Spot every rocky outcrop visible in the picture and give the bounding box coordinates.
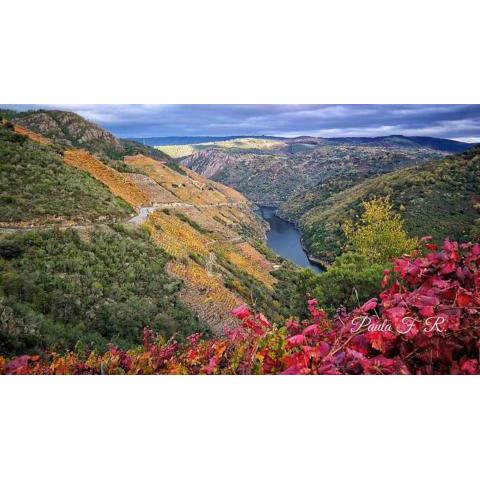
[13,110,118,147]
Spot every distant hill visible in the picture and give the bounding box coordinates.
[296,146,480,263]
[128,135,285,146]
[131,134,474,152]
[180,136,470,205]
[323,134,473,152]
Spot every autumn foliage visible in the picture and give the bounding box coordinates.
[2,238,480,374]
[64,150,149,208]
[13,124,51,145]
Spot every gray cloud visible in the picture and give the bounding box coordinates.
[3,104,480,141]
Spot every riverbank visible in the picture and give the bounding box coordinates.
[258,206,324,273]
[269,206,329,270]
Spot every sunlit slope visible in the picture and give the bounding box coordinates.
[124,154,247,205]
[13,124,51,145]
[64,150,150,208]
[156,138,287,159]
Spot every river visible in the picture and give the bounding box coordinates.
[259,206,323,273]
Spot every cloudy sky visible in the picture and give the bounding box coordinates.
[3,104,480,141]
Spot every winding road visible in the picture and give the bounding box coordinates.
[0,201,251,233]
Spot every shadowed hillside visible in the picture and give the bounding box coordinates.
[298,146,480,263]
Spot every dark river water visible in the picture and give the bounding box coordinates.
[259,206,323,273]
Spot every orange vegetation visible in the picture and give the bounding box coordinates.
[124,154,247,206]
[64,150,149,208]
[146,211,211,258]
[214,243,276,289]
[13,124,51,145]
[124,173,179,203]
[168,260,241,335]
[144,207,275,333]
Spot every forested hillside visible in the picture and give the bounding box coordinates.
[0,121,133,226]
[0,226,200,355]
[298,146,480,263]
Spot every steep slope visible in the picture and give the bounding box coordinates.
[1,109,170,168]
[298,146,480,263]
[0,121,133,227]
[1,116,282,354]
[124,154,248,207]
[124,154,280,333]
[63,150,150,208]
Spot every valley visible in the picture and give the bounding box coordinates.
[158,135,477,264]
[0,113,291,356]
[1,106,480,375]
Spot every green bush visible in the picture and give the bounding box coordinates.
[0,226,204,356]
[309,253,386,313]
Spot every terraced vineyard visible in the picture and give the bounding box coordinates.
[64,150,149,208]
[124,173,179,203]
[146,211,211,258]
[125,154,247,206]
[13,124,51,145]
[1,117,280,339]
[167,260,242,335]
[214,243,276,289]
[144,205,276,332]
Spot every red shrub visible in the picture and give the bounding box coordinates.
[1,239,479,375]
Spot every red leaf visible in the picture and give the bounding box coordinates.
[456,290,472,308]
[231,304,251,320]
[419,305,435,318]
[381,269,390,288]
[460,359,478,375]
[286,334,306,349]
[303,324,322,337]
[360,297,378,313]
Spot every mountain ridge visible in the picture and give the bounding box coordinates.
[294,145,480,263]
[133,133,474,151]
[0,109,171,169]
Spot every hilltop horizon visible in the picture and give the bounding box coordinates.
[127,132,478,143]
[3,104,480,143]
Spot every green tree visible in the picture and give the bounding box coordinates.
[470,218,480,241]
[291,198,418,314]
[343,196,418,263]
